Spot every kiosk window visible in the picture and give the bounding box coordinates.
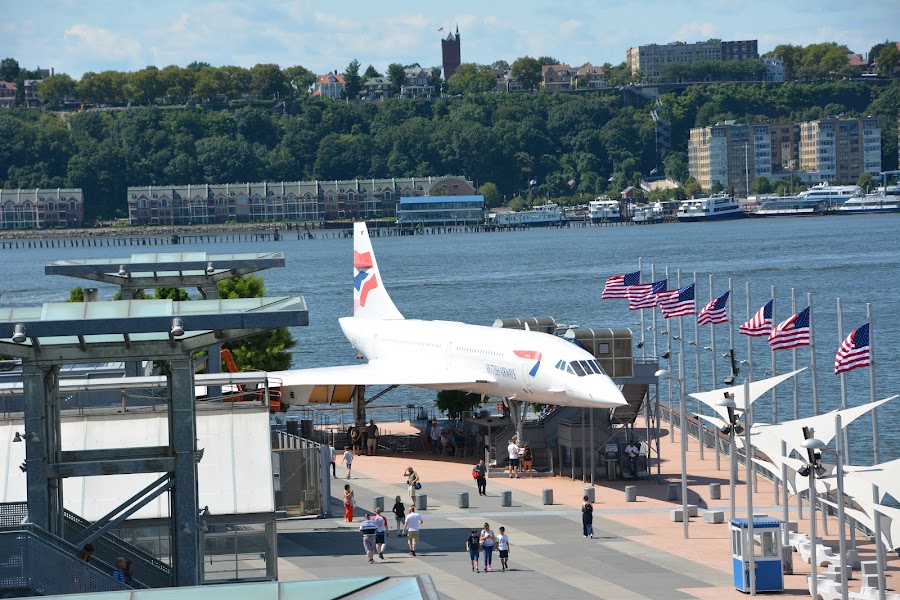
[755,530,778,558]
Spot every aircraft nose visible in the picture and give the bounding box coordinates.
[590,377,627,407]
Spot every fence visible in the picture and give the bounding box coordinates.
[272,432,330,517]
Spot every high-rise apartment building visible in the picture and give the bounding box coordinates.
[688,121,773,195]
[799,117,881,181]
[626,39,758,79]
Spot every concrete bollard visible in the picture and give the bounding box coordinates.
[667,483,679,501]
[374,496,384,512]
[458,492,469,509]
[709,483,721,500]
[500,490,512,507]
[416,494,427,510]
[624,486,637,502]
[542,489,554,505]
[583,487,595,503]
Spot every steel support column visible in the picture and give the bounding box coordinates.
[169,358,200,587]
[23,363,64,537]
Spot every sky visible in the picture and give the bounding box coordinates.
[4,0,900,79]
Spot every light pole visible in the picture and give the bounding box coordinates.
[717,392,744,521]
[799,429,826,600]
[656,354,689,539]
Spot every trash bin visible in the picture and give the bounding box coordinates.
[500,490,512,507]
[542,489,553,505]
[374,496,384,512]
[625,486,637,502]
[458,492,469,509]
[416,494,427,510]
[667,483,679,501]
[710,483,721,500]
[583,487,595,503]
[730,517,784,593]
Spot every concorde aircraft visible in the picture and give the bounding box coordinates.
[272,223,627,412]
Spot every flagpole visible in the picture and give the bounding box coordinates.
[651,264,658,360]
[746,282,761,497]
[836,298,851,465]
[867,303,878,464]
[639,257,645,359]
[709,273,720,470]
[770,286,777,424]
[676,269,683,449]
[808,293,819,417]
[667,266,673,438]
[694,271,703,460]
[791,288,798,419]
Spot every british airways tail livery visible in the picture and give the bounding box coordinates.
[274,223,627,411]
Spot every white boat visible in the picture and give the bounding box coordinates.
[754,196,828,217]
[589,197,625,223]
[796,182,861,206]
[676,194,745,222]
[834,194,900,215]
[489,203,564,227]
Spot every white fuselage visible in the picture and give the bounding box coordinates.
[339,317,626,409]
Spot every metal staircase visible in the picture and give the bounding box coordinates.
[611,384,648,427]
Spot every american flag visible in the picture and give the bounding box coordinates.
[697,291,730,325]
[768,306,811,350]
[657,283,695,318]
[739,300,773,337]
[601,271,641,299]
[834,323,871,375]
[628,279,667,310]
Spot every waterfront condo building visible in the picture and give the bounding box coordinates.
[799,117,881,182]
[0,188,84,229]
[688,121,774,196]
[126,176,476,226]
[626,39,758,79]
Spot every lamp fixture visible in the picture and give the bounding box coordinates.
[170,317,185,337]
[636,341,644,349]
[118,264,127,277]
[688,340,696,346]
[661,351,670,360]
[195,448,205,463]
[723,374,735,385]
[13,432,23,443]
[11,324,26,344]
[206,262,215,275]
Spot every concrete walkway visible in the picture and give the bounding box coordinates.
[276,419,898,599]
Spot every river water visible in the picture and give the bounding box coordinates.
[2,214,898,468]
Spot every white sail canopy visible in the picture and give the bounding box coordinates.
[689,369,806,420]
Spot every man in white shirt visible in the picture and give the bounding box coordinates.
[507,440,520,478]
[373,507,389,560]
[403,506,424,556]
[342,446,354,479]
[497,526,511,571]
[624,440,640,474]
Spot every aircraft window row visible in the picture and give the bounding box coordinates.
[569,359,605,377]
[384,338,439,349]
[456,347,501,357]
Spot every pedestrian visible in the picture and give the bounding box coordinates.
[473,459,487,496]
[506,439,520,478]
[330,443,337,477]
[582,495,594,538]
[479,522,495,571]
[77,543,94,562]
[350,425,362,454]
[403,505,423,556]
[466,528,481,572]
[123,561,135,586]
[497,526,510,571]
[359,513,378,564]
[392,495,406,536]
[342,445,353,479]
[404,465,420,505]
[428,421,441,454]
[373,507,389,560]
[625,440,640,475]
[366,419,379,456]
[522,443,534,476]
[343,484,355,523]
[112,556,126,583]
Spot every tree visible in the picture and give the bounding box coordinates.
[491,60,510,71]
[66,287,84,302]
[446,63,495,95]
[537,56,560,67]
[876,44,900,78]
[478,182,502,208]
[36,74,75,107]
[218,275,297,371]
[282,65,316,97]
[662,152,689,183]
[186,61,211,72]
[749,176,772,195]
[435,390,483,421]
[343,59,362,99]
[510,56,542,91]
[156,288,191,301]
[250,63,287,99]
[710,180,724,194]
[386,63,406,96]
[363,64,382,80]
[428,66,443,95]
[126,66,164,104]
[683,176,702,198]
[857,172,875,192]
[0,58,20,82]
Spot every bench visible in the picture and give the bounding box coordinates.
[703,510,724,524]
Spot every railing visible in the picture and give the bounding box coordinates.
[0,526,131,596]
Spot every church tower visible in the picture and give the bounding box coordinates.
[441,26,461,82]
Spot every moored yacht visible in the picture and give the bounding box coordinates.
[589,197,625,223]
[834,194,900,214]
[795,182,861,206]
[489,203,565,227]
[754,196,828,217]
[676,194,745,222]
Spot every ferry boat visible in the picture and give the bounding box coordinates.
[834,194,900,215]
[754,196,828,217]
[676,194,745,222]
[795,182,861,206]
[489,203,565,227]
[589,197,625,223]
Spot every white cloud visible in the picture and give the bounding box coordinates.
[672,22,718,42]
[63,24,143,62]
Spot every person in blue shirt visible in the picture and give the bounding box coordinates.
[112,556,126,583]
[466,528,481,572]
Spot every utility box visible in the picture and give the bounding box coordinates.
[563,328,633,378]
[730,518,784,593]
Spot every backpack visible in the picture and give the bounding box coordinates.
[472,467,480,479]
[523,448,532,461]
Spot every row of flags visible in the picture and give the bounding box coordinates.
[601,271,872,375]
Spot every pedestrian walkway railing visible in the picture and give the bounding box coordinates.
[0,525,131,596]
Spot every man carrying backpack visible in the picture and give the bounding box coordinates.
[472,459,487,496]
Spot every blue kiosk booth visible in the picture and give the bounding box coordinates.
[730,517,785,593]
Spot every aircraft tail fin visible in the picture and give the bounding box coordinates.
[353,222,404,320]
